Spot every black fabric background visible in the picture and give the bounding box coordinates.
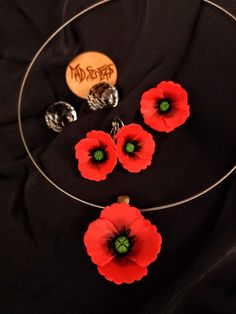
[0,0,236,313]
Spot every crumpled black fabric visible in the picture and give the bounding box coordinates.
[0,0,235,313]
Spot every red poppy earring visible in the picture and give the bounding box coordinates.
[75,130,117,182]
[75,117,156,181]
[140,81,190,133]
[114,122,156,173]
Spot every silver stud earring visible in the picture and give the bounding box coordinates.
[45,101,77,132]
[87,82,119,111]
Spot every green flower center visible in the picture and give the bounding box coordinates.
[125,142,136,154]
[114,236,130,254]
[93,149,105,161]
[159,100,171,113]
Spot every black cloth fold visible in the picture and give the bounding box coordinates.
[0,0,235,313]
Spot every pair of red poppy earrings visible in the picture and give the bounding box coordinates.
[75,80,190,181]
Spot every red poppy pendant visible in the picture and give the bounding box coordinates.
[84,202,162,284]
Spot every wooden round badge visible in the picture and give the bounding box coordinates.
[65,51,118,99]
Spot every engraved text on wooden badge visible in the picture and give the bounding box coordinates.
[65,51,118,99]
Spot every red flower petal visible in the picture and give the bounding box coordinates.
[100,203,143,231]
[164,109,190,129]
[157,81,188,103]
[140,103,158,117]
[141,87,164,103]
[78,161,107,181]
[133,130,156,158]
[115,144,130,164]
[97,257,147,284]
[128,218,162,267]
[75,130,117,181]
[77,150,116,182]
[142,113,171,132]
[119,155,153,173]
[172,100,190,111]
[115,123,143,141]
[75,138,100,162]
[84,219,117,266]
[87,130,116,149]
[140,89,163,117]
[78,151,117,181]
[99,146,118,173]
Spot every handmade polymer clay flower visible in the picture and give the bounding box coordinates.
[115,123,155,173]
[140,81,190,133]
[84,203,162,284]
[75,130,117,181]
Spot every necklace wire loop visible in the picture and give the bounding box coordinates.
[17,0,236,212]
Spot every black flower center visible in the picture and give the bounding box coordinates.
[158,99,171,114]
[123,140,139,155]
[90,148,106,163]
[114,236,130,254]
[108,227,135,257]
[93,149,105,161]
[125,142,136,154]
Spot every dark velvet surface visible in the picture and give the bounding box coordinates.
[0,0,235,313]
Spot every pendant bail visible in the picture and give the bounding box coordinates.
[117,195,130,205]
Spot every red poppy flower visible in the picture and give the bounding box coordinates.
[115,123,155,173]
[75,130,117,181]
[84,203,162,284]
[140,81,190,133]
